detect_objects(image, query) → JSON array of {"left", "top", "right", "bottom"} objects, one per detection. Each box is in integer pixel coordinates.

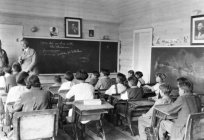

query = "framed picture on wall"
[
  {"left": 191, "top": 15, "right": 204, "bottom": 45},
  {"left": 65, "top": 17, "right": 82, "bottom": 38}
]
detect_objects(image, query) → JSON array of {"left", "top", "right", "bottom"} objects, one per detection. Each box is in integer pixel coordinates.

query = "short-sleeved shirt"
[
  {"left": 105, "top": 83, "right": 127, "bottom": 95},
  {"left": 66, "top": 83, "right": 94, "bottom": 101},
  {"left": 58, "top": 81, "right": 72, "bottom": 92},
  {"left": 6, "top": 85, "right": 29, "bottom": 104}
]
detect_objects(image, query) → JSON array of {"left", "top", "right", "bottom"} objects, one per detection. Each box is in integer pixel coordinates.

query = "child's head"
[
  {"left": 54, "top": 75, "right": 62, "bottom": 84},
  {"left": 100, "top": 69, "right": 110, "bottom": 77},
  {"left": 91, "top": 71, "right": 100, "bottom": 79},
  {"left": 116, "top": 73, "right": 127, "bottom": 84},
  {"left": 155, "top": 73, "right": 166, "bottom": 83},
  {"left": 64, "top": 71, "right": 74, "bottom": 81},
  {"left": 75, "top": 70, "right": 88, "bottom": 81},
  {"left": 3, "top": 66, "right": 12, "bottom": 74},
  {"left": 12, "top": 62, "right": 22, "bottom": 73},
  {"left": 135, "top": 71, "right": 143, "bottom": 78},
  {"left": 16, "top": 71, "right": 29, "bottom": 86},
  {"left": 128, "top": 70, "right": 135, "bottom": 78},
  {"left": 177, "top": 77, "right": 193, "bottom": 93},
  {"left": 127, "top": 76, "right": 138, "bottom": 87},
  {"left": 27, "top": 75, "right": 41, "bottom": 88},
  {"left": 178, "top": 80, "right": 193, "bottom": 96},
  {"left": 159, "top": 83, "right": 171, "bottom": 97},
  {"left": 0, "top": 69, "right": 5, "bottom": 76}
]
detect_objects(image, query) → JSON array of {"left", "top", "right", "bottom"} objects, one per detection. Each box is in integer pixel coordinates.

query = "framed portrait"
[
  {"left": 65, "top": 17, "right": 82, "bottom": 38},
  {"left": 191, "top": 15, "right": 204, "bottom": 45},
  {"left": 89, "top": 30, "right": 94, "bottom": 37}
]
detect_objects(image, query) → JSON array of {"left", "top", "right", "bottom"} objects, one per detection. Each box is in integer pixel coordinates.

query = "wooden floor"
[{"left": 60, "top": 120, "right": 140, "bottom": 140}]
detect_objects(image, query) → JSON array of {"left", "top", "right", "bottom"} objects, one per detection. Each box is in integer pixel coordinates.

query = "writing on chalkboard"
[
  {"left": 41, "top": 41, "right": 74, "bottom": 48},
  {"left": 41, "top": 49, "right": 82, "bottom": 56},
  {"left": 25, "top": 38, "right": 118, "bottom": 73}
]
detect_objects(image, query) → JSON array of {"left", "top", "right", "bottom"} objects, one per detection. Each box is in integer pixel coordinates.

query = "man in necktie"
[{"left": 18, "top": 39, "right": 38, "bottom": 75}]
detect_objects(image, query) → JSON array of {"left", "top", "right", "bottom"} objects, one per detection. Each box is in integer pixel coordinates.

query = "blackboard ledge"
[
  {"left": 39, "top": 72, "right": 118, "bottom": 76},
  {"left": 24, "top": 36, "right": 120, "bottom": 42}
]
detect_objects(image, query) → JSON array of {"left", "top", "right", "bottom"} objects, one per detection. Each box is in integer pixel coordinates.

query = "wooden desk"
[
  {"left": 150, "top": 104, "right": 176, "bottom": 140},
  {"left": 129, "top": 100, "right": 155, "bottom": 108},
  {"left": 72, "top": 101, "right": 113, "bottom": 140}
]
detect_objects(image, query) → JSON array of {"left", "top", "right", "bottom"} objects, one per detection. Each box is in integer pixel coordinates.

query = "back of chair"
[
  {"left": 13, "top": 109, "right": 59, "bottom": 140},
  {"left": 184, "top": 112, "right": 204, "bottom": 140}
]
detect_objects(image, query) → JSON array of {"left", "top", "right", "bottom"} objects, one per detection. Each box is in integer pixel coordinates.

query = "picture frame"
[
  {"left": 65, "top": 17, "right": 82, "bottom": 38},
  {"left": 89, "top": 30, "right": 94, "bottom": 37},
  {"left": 191, "top": 15, "right": 204, "bottom": 45}
]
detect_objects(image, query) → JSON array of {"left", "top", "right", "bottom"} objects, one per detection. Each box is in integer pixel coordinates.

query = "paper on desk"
[{"left": 83, "top": 99, "right": 101, "bottom": 105}]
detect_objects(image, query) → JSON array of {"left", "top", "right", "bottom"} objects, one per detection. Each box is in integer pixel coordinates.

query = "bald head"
[{"left": 198, "top": 22, "right": 204, "bottom": 31}]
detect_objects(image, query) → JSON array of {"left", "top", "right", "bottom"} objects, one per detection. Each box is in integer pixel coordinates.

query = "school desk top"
[
  {"left": 129, "top": 100, "right": 155, "bottom": 108},
  {"left": 72, "top": 100, "right": 114, "bottom": 111}
]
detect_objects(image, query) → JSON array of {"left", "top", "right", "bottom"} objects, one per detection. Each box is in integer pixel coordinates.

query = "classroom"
[{"left": 0, "top": 0, "right": 204, "bottom": 140}]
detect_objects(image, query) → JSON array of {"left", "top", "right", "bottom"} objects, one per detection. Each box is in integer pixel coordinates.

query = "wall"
[
  {"left": 0, "top": 0, "right": 119, "bottom": 40},
  {"left": 118, "top": 0, "right": 204, "bottom": 76}
]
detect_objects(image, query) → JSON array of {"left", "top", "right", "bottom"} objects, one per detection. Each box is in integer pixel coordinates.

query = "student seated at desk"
[
  {"left": 11, "top": 75, "right": 50, "bottom": 112},
  {"left": 120, "top": 76, "right": 143, "bottom": 100},
  {"left": 105, "top": 73, "right": 127, "bottom": 95},
  {"left": 87, "top": 70, "right": 100, "bottom": 86},
  {"left": 135, "top": 71, "right": 145, "bottom": 87},
  {"left": 127, "top": 70, "right": 135, "bottom": 78},
  {"left": 169, "top": 77, "right": 192, "bottom": 102},
  {"left": 51, "top": 75, "right": 62, "bottom": 87},
  {"left": 6, "top": 72, "right": 29, "bottom": 106},
  {"left": 158, "top": 80, "right": 201, "bottom": 140},
  {"left": 5, "top": 63, "right": 22, "bottom": 93},
  {"left": 58, "top": 71, "right": 74, "bottom": 92},
  {"left": 144, "top": 73, "right": 167, "bottom": 100},
  {"left": 66, "top": 70, "right": 94, "bottom": 118},
  {"left": 138, "top": 84, "right": 172, "bottom": 140},
  {"left": 95, "top": 69, "right": 112, "bottom": 90},
  {"left": 0, "top": 69, "right": 6, "bottom": 95}
]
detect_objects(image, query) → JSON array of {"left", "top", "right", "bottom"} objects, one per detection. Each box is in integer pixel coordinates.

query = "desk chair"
[
  {"left": 194, "top": 93, "right": 204, "bottom": 112},
  {"left": 116, "top": 99, "right": 153, "bottom": 136},
  {"left": 13, "top": 109, "right": 59, "bottom": 140},
  {"left": 184, "top": 112, "right": 204, "bottom": 140}
]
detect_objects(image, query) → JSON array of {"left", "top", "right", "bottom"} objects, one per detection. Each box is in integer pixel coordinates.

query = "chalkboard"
[
  {"left": 25, "top": 37, "right": 118, "bottom": 73},
  {"left": 100, "top": 42, "right": 118, "bottom": 72},
  {"left": 151, "top": 47, "right": 204, "bottom": 94}
]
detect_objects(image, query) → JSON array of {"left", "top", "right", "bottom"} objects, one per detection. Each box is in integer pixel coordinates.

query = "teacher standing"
[
  {"left": 0, "top": 40, "right": 9, "bottom": 70},
  {"left": 18, "top": 39, "right": 38, "bottom": 75}
]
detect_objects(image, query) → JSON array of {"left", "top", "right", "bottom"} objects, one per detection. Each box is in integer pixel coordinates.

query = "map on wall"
[{"left": 151, "top": 47, "right": 204, "bottom": 94}]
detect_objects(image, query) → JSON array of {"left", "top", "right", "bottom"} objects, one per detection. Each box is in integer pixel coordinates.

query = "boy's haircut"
[
  {"left": 128, "top": 70, "right": 135, "bottom": 76},
  {"left": 27, "top": 75, "right": 41, "bottom": 87},
  {"left": 135, "top": 71, "right": 143, "bottom": 78},
  {"left": 75, "top": 70, "right": 88, "bottom": 80},
  {"left": 101, "top": 69, "right": 110, "bottom": 76},
  {"left": 159, "top": 83, "right": 172, "bottom": 96},
  {"left": 156, "top": 73, "right": 167, "bottom": 82},
  {"left": 12, "top": 62, "right": 22, "bottom": 72},
  {"left": 176, "top": 77, "right": 188, "bottom": 84},
  {"left": 54, "top": 75, "right": 62, "bottom": 83},
  {"left": 64, "top": 71, "right": 74, "bottom": 81},
  {"left": 92, "top": 71, "right": 100, "bottom": 78},
  {"left": 117, "top": 73, "right": 127, "bottom": 84},
  {"left": 3, "top": 66, "right": 12, "bottom": 74},
  {"left": 0, "top": 69, "right": 5, "bottom": 76},
  {"left": 178, "top": 80, "right": 193, "bottom": 93},
  {"left": 128, "top": 76, "right": 138, "bottom": 86},
  {"left": 16, "top": 71, "right": 29, "bottom": 85}
]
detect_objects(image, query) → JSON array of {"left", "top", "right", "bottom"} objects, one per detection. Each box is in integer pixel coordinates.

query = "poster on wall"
[{"left": 191, "top": 15, "right": 204, "bottom": 45}]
